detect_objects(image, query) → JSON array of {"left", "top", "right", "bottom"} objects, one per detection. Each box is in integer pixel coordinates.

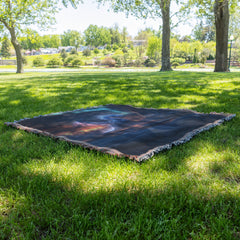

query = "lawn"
[{"left": 0, "top": 71, "right": 239, "bottom": 239}]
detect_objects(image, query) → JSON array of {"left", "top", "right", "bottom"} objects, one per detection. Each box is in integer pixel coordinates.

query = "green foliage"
[
  {"left": 0, "top": 72, "right": 240, "bottom": 239},
  {"left": 112, "top": 55, "right": 124, "bottom": 67},
  {"left": 64, "top": 55, "right": 76, "bottom": 66},
  {"left": 64, "top": 55, "right": 83, "bottom": 67},
  {"left": 171, "top": 62, "right": 180, "bottom": 68},
  {"left": 70, "top": 48, "right": 78, "bottom": 55},
  {"left": 19, "top": 29, "right": 42, "bottom": 51},
  {"left": 146, "top": 36, "right": 161, "bottom": 63},
  {"left": 112, "top": 44, "right": 119, "bottom": 51},
  {"left": 47, "top": 57, "right": 63, "bottom": 68},
  {"left": 60, "top": 49, "right": 68, "bottom": 60},
  {"left": 109, "top": 24, "right": 121, "bottom": 45},
  {"left": 22, "top": 56, "right": 28, "bottom": 65},
  {"left": 84, "top": 25, "right": 111, "bottom": 47},
  {"left": 106, "top": 44, "right": 112, "bottom": 51},
  {"left": 193, "top": 21, "right": 215, "bottom": 42},
  {"left": 103, "top": 49, "right": 108, "bottom": 55},
  {"left": 61, "top": 30, "right": 83, "bottom": 49},
  {"left": 0, "top": 37, "right": 11, "bottom": 59},
  {"left": 82, "top": 49, "right": 91, "bottom": 57},
  {"left": 33, "top": 56, "right": 45, "bottom": 67},
  {"left": 122, "top": 47, "right": 128, "bottom": 53},
  {"left": 144, "top": 58, "right": 156, "bottom": 67},
  {"left": 170, "top": 58, "right": 186, "bottom": 65},
  {"left": 93, "top": 48, "right": 100, "bottom": 54},
  {"left": 71, "top": 57, "right": 83, "bottom": 67},
  {"left": 40, "top": 34, "right": 61, "bottom": 48},
  {"left": 102, "top": 57, "right": 116, "bottom": 67},
  {"left": 133, "top": 58, "right": 144, "bottom": 67},
  {"left": 0, "top": 0, "right": 60, "bottom": 32}
]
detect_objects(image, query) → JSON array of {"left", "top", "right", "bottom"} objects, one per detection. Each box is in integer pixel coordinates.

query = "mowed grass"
[{"left": 0, "top": 71, "right": 239, "bottom": 239}]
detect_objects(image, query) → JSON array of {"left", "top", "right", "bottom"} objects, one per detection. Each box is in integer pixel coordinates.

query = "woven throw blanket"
[{"left": 5, "top": 104, "right": 235, "bottom": 162}]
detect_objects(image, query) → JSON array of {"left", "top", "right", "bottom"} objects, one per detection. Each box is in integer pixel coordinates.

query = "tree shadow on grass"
[
  {"left": 0, "top": 71, "right": 240, "bottom": 239},
  {"left": 1, "top": 145, "right": 240, "bottom": 239}
]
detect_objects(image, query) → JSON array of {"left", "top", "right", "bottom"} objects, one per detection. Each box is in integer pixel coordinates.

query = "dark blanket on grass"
[{"left": 5, "top": 104, "right": 235, "bottom": 162}]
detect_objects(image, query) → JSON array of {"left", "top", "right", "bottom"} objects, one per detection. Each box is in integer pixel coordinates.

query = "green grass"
[{"left": 0, "top": 71, "right": 239, "bottom": 239}]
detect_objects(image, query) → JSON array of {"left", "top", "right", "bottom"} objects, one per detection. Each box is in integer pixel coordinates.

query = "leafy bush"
[
  {"left": 93, "top": 48, "right": 99, "bottom": 54},
  {"left": 33, "top": 56, "right": 45, "bottom": 67},
  {"left": 102, "top": 57, "right": 116, "bottom": 67},
  {"left": 133, "top": 58, "right": 143, "bottom": 67},
  {"left": 70, "top": 48, "right": 78, "bottom": 55},
  {"left": 71, "top": 57, "right": 83, "bottom": 67},
  {"left": 64, "top": 56, "right": 75, "bottom": 66},
  {"left": 171, "top": 62, "right": 180, "bottom": 68},
  {"left": 82, "top": 49, "right": 91, "bottom": 57},
  {"left": 60, "top": 49, "right": 68, "bottom": 60},
  {"left": 170, "top": 58, "right": 185, "bottom": 65},
  {"left": 103, "top": 49, "right": 108, "bottom": 55},
  {"left": 47, "top": 57, "right": 63, "bottom": 68},
  {"left": 114, "top": 49, "right": 124, "bottom": 56},
  {"left": 144, "top": 58, "right": 156, "bottom": 67},
  {"left": 94, "top": 58, "right": 101, "bottom": 66},
  {"left": 112, "top": 44, "right": 119, "bottom": 51},
  {"left": 22, "top": 56, "right": 28, "bottom": 65},
  {"left": 112, "top": 55, "right": 123, "bottom": 67},
  {"left": 122, "top": 47, "right": 128, "bottom": 53},
  {"left": 64, "top": 56, "right": 83, "bottom": 67},
  {"left": 106, "top": 45, "right": 112, "bottom": 51}
]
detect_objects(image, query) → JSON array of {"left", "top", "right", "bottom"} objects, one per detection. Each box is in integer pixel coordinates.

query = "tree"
[
  {"left": 84, "top": 25, "right": 111, "bottom": 47},
  {"left": 134, "top": 28, "right": 154, "bottom": 44},
  {"left": 0, "top": 0, "right": 82, "bottom": 73},
  {"left": 1, "top": 36, "right": 11, "bottom": 59},
  {"left": 193, "top": 21, "right": 215, "bottom": 42},
  {"left": 146, "top": 36, "right": 162, "bottom": 63},
  {"left": 40, "top": 34, "right": 61, "bottom": 48},
  {"left": 20, "top": 29, "right": 42, "bottom": 51},
  {"left": 109, "top": 24, "right": 121, "bottom": 45},
  {"left": 188, "top": 0, "right": 239, "bottom": 72},
  {"left": 121, "top": 27, "right": 129, "bottom": 44},
  {"left": 229, "top": 5, "right": 240, "bottom": 40},
  {"left": 61, "top": 30, "right": 83, "bottom": 49},
  {"left": 96, "top": 0, "right": 177, "bottom": 71}
]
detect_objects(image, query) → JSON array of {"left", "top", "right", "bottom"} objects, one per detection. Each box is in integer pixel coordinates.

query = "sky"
[{"left": 40, "top": 1, "right": 195, "bottom": 37}]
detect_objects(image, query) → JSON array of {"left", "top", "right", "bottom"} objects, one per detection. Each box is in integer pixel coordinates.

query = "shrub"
[
  {"left": 22, "top": 56, "right": 28, "bottom": 65},
  {"left": 33, "top": 56, "right": 45, "bottom": 67},
  {"left": 71, "top": 57, "right": 83, "bottom": 67},
  {"left": 94, "top": 48, "right": 99, "bottom": 54},
  {"left": 171, "top": 62, "right": 180, "bottom": 68},
  {"left": 82, "top": 49, "right": 91, "bottom": 57},
  {"left": 122, "top": 47, "right": 128, "bottom": 53},
  {"left": 64, "top": 56, "right": 75, "bottom": 66},
  {"left": 112, "top": 44, "right": 119, "bottom": 51},
  {"left": 60, "top": 49, "right": 68, "bottom": 60},
  {"left": 112, "top": 55, "right": 123, "bottom": 67},
  {"left": 133, "top": 58, "right": 143, "bottom": 67},
  {"left": 144, "top": 58, "right": 156, "bottom": 67},
  {"left": 103, "top": 49, "right": 108, "bottom": 55},
  {"left": 170, "top": 58, "right": 185, "bottom": 65},
  {"left": 102, "top": 57, "right": 116, "bottom": 67},
  {"left": 106, "top": 45, "right": 112, "bottom": 51},
  {"left": 70, "top": 48, "right": 78, "bottom": 55},
  {"left": 94, "top": 58, "right": 101, "bottom": 66},
  {"left": 114, "top": 49, "right": 124, "bottom": 55},
  {"left": 47, "top": 57, "right": 62, "bottom": 68}
]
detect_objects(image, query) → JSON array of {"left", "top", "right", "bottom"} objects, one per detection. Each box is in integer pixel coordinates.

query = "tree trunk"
[
  {"left": 9, "top": 27, "right": 24, "bottom": 73},
  {"left": 214, "top": 0, "right": 229, "bottom": 72},
  {"left": 160, "top": 0, "right": 172, "bottom": 71}
]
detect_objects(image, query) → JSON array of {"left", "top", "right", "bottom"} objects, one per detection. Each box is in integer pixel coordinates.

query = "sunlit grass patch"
[{"left": 0, "top": 71, "right": 239, "bottom": 239}]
